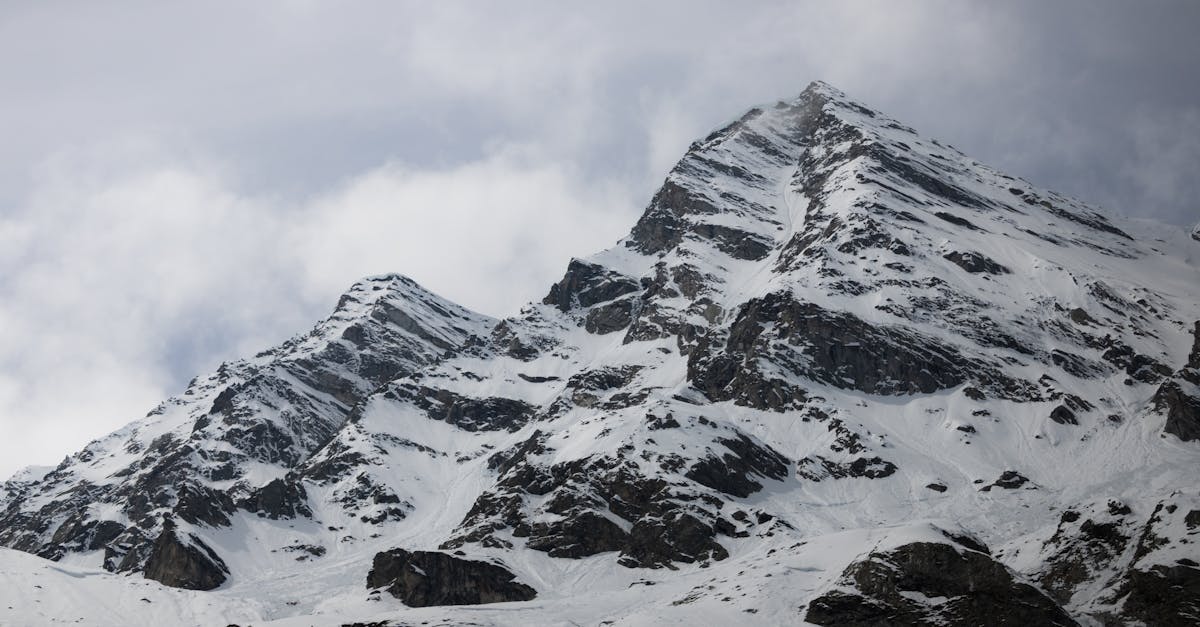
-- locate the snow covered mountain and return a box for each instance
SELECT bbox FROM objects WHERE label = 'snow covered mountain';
[2,82,1198,626]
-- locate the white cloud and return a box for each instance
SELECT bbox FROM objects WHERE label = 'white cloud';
[1,0,1198,477]
[0,140,637,477]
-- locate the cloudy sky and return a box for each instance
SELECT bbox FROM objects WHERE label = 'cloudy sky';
[1,1,1198,478]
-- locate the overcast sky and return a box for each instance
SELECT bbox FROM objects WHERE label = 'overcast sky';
[1,1,1198,478]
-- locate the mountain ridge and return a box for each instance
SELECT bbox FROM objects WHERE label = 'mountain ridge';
[2,81,1198,626]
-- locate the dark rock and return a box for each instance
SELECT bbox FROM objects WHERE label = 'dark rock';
[383,384,535,432]
[926,483,948,493]
[943,250,1010,275]
[1118,563,1200,626]
[1101,343,1172,384]
[1068,308,1097,326]
[688,223,773,260]
[1050,405,1078,426]
[367,549,536,607]
[691,293,1028,399]
[1155,322,1200,441]
[619,511,729,568]
[627,181,715,254]
[847,457,898,479]
[239,477,312,520]
[142,520,229,591]
[517,373,559,383]
[543,259,640,312]
[173,484,235,527]
[645,413,681,431]
[684,434,790,498]
[980,470,1031,492]
[797,456,896,481]
[933,211,984,231]
[805,540,1076,626]
[527,511,629,558]
[584,298,636,335]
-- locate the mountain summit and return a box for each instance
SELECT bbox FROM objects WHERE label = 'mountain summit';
[2,82,1198,625]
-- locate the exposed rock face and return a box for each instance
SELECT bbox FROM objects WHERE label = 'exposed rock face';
[441,449,751,569]
[806,539,1077,626]
[689,292,1032,401]
[366,549,536,607]
[141,519,229,591]
[381,383,536,432]
[943,250,1011,275]
[543,259,640,312]
[1033,495,1200,623]
[1118,563,1200,626]
[1155,321,1200,441]
[239,476,312,520]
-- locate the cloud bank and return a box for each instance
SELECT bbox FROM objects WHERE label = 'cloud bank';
[1,1,1197,476]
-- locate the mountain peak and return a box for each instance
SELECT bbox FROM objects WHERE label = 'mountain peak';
[3,85,1198,625]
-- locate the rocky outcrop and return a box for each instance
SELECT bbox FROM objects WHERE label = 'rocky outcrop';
[141,519,229,591]
[543,259,640,312]
[238,476,311,520]
[366,549,536,607]
[805,539,1076,626]
[1117,563,1200,626]
[1155,321,1200,441]
[684,434,790,498]
[381,383,536,432]
[689,293,1033,401]
[943,250,1011,274]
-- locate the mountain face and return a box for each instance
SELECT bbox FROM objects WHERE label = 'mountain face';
[2,82,1198,626]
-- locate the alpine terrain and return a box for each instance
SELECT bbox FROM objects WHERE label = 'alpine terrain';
[2,82,1198,626]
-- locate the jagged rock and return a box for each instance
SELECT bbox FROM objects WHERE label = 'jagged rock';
[691,292,1029,399]
[383,384,535,432]
[684,434,790,497]
[1118,563,1200,625]
[584,298,636,334]
[797,456,898,481]
[1155,322,1200,441]
[980,470,1032,492]
[688,222,773,260]
[805,540,1077,626]
[142,519,229,591]
[543,259,640,312]
[943,250,1011,274]
[527,511,629,558]
[239,477,312,520]
[1101,342,1173,383]
[619,511,729,569]
[367,549,536,607]
[933,211,984,231]
[1050,405,1078,425]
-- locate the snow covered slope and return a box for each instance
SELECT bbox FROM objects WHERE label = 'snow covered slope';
[3,82,1198,626]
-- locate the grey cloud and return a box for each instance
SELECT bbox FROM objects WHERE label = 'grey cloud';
[1,1,1198,476]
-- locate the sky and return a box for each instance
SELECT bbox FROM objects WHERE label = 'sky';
[1,1,1198,478]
